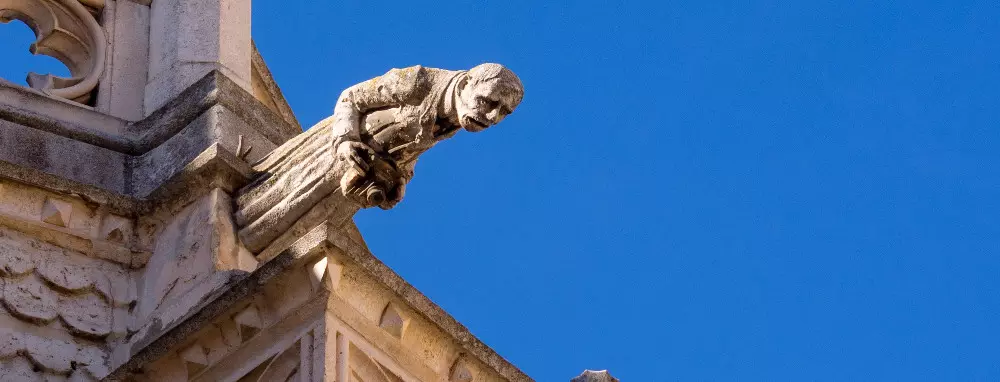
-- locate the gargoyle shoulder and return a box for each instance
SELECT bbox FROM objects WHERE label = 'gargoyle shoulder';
[368,65,432,104]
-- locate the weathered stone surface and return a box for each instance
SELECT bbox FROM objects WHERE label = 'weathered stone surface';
[130,104,276,198]
[59,292,112,338]
[0,225,132,347]
[97,0,151,121]
[0,243,35,276]
[0,72,297,221]
[76,345,111,379]
[571,370,619,382]
[40,198,71,228]
[450,359,475,382]
[0,331,23,358]
[37,251,96,292]
[4,274,60,323]
[0,331,110,380]
[25,335,77,373]
[0,356,39,381]
[0,119,128,194]
[146,0,252,114]
[378,303,407,339]
[134,189,255,330]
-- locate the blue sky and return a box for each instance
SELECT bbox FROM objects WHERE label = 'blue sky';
[2,1,999,380]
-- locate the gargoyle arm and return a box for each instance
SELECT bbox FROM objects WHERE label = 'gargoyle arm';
[330,66,429,145]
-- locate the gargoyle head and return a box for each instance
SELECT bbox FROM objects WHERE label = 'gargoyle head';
[456,63,524,132]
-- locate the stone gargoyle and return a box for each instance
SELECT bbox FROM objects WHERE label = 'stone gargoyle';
[233,63,524,252]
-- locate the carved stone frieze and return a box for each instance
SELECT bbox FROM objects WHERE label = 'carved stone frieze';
[0,0,107,103]
[378,303,408,339]
[0,180,148,267]
[0,226,134,340]
[0,224,134,380]
[449,358,476,382]
[0,330,108,380]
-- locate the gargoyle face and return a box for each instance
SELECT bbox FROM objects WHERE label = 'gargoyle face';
[457,64,524,132]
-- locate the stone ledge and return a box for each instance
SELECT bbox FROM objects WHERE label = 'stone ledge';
[0,70,295,216]
[0,143,250,217]
[129,70,300,155]
[0,81,132,152]
[0,70,300,156]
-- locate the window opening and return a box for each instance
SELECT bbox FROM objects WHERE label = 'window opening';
[0,20,71,87]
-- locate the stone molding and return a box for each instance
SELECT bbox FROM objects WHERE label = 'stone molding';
[0,180,148,267]
[0,70,299,156]
[0,71,294,216]
[0,141,250,217]
[0,0,107,103]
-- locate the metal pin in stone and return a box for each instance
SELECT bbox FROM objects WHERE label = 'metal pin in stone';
[236,135,253,160]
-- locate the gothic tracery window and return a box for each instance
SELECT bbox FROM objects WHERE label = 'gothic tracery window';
[0,20,70,86]
[0,0,106,104]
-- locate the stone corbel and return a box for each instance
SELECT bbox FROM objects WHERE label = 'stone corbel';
[0,0,106,103]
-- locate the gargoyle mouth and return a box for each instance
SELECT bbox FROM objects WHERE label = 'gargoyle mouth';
[465,116,489,130]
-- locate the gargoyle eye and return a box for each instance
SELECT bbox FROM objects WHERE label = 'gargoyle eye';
[476,97,500,109]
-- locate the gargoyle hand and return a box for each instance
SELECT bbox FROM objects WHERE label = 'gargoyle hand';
[336,141,374,193]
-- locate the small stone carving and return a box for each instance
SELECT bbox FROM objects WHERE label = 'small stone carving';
[449,359,475,382]
[235,64,524,252]
[379,303,407,339]
[40,198,72,227]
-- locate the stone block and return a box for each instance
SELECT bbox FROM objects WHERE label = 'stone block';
[146,0,251,114]
[97,0,151,121]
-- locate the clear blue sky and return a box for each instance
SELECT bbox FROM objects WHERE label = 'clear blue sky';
[2,1,999,380]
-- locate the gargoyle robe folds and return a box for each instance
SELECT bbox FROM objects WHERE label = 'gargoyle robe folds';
[234,65,463,252]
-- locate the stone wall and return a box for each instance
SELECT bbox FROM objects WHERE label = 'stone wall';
[0,180,139,380]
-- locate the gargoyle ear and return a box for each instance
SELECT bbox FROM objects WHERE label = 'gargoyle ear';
[457,73,471,90]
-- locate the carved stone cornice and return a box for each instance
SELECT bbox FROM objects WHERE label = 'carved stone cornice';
[0,0,106,103]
